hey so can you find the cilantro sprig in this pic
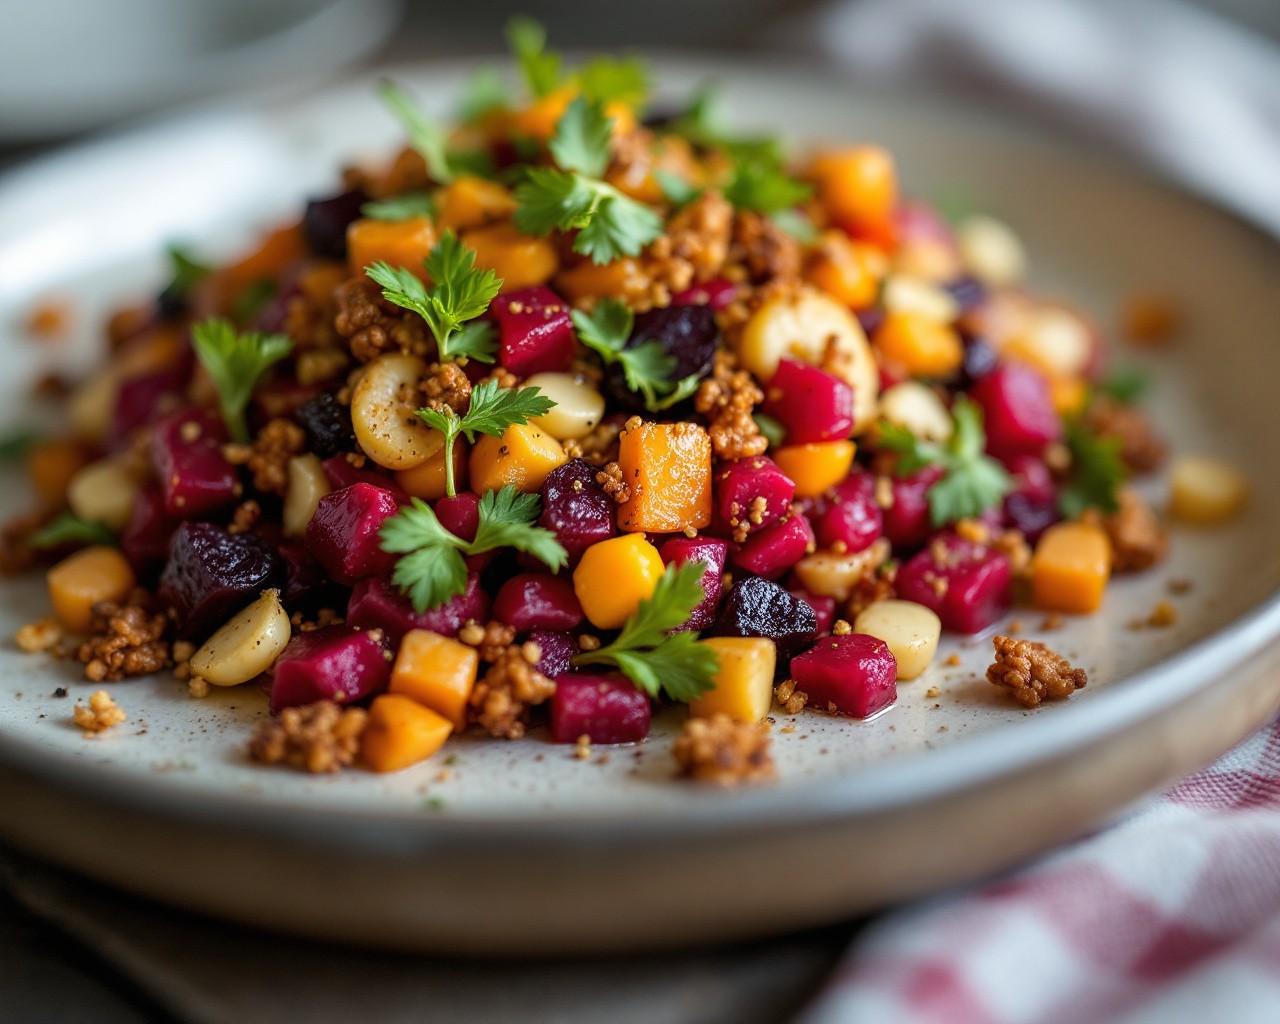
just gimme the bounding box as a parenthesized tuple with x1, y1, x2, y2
(879, 398, 1012, 526)
(570, 298, 701, 412)
(513, 97, 663, 264)
(190, 318, 292, 443)
(379, 486, 566, 612)
(365, 231, 503, 364)
(30, 512, 116, 550)
(572, 562, 720, 702)
(416, 379, 556, 497)
(1058, 419, 1128, 518)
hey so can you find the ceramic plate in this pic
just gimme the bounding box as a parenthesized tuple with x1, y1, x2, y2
(1, 56, 1278, 954)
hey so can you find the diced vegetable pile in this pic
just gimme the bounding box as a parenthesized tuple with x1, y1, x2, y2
(15, 20, 1250, 782)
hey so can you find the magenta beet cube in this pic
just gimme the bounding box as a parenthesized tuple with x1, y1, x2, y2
(896, 533, 1013, 634)
(434, 491, 493, 572)
(306, 483, 400, 586)
(761, 359, 854, 444)
(493, 573, 584, 632)
(670, 277, 739, 311)
(814, 473, 883, 553)
(269, 626, 391, 713)
(791, 634, 897, 718)
(550, 673, 651, 744)
(319, 454, 406, 498)
(539, 459, 615, 563)
(658, 536, 727, 630)
(346, 573, 490, 646)
(882, 466, 944, 551)
(970, 363, 1062, 459)
(731, 512, 814, 580)
(111, 365, 187, 448)
(1001, 454, 1061, 542)
(788, 588, 837, 636)
(119, 487, 179, 582)
(157, 522, 283, 639)
(713, 455, 795, 539)
(150, 409, 238, 518)
(492, 286, 575, 377)
(527, 629, 577, 679)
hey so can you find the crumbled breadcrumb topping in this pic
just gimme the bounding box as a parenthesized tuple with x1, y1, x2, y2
(248, 700, 368, 773)
(74, 690, 126, 733)
(986, 635, 1087, 708)
(673, 713, 776, 786)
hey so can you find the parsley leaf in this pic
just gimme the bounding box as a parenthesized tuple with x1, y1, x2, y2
(573, 562, 720, 702)
(752, 412, 787, 448)
(576, 55, 650, 108)
(1096, 367, 1149, 405)
(570, 298, 699, 411)
(654, 169, 701, 207)
(1058, 419, 1128, 518)
(0, 427, 41, 461)
(232, 279, 276, 323)
(416, 380, 556, 497)
(30, 512, 116, 550)
(878, 398, 1012, 526)
(507, 16, 562, 98)
(379, 485, 566, 612)
(360, 191, 436, 222)
(458, 66, 511, 124)
(724, 155, 812, 214)
(190, 318, 292, 443)
(365, 231, 502, 364)
(163, 244, 211, 299)
(378, 79, 453, 184)
(513, 97, 663, 264)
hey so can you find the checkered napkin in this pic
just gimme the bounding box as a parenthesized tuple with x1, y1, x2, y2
(799, 718, 1280, 1024)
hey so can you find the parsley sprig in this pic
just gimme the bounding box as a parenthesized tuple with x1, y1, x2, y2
(360, 191, 435, 222)
(507, 17, 563, 99)
(1058, 419, 1128, 518)
(190, 318, 292, 443)
(572, 562, 720, 702)
(378, 79, 454, 184)
(365, 231, 502, 364)
(416, 380, 556, 497)
(506, 17, 650, 107)
(29, 512, 116, 551)
(879, 398, 1012, 526)
(513, 97, 663, 264)
(379, 486, 567, 612)
(570, 298, 701, 412)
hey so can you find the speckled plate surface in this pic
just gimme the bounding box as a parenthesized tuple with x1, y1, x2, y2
(1, 56, 1278, 954)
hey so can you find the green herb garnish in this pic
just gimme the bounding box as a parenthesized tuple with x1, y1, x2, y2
(29, 513, 115, 550)
(752, 412, 787, 448)
(1096, 367, 1149, 405)
(365, 231, 503, 365)
(231, 279, 276, 323)
(164, 244, 211, 298)
(380, 485, 566, 612)
(0, 428, 41, 461)
(378, 79, 454, 184)
(513, 96, 663, 264)
(1058, 419, 1128, 518)
(570, 298, 701, 412)
(360, 192, 436, 222)
(190, 318, 292, 443)
(415, 380, 556, 498)
(879, 398, 1013, 526)
(572, 562, 720, 702)
(507, 16, 563, 98)
(458, 66, 511, 124)
(506, 18, 649, 108)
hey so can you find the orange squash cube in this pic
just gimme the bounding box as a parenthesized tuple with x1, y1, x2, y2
(615, 421, 712, 534)
(346, 217, 436, 278)
(805, 232, 886, 309)
(460, 222, 558, 292)
(1031, 522, 1112, 614)
(469, 424, 566, 494)
(873, 311, 964, 378)
(810, 146, 898, 228)
(27, 439, 92, 507)
(389, 630, 479, 729)
(689, 637, 777, 723)
(203, 223, 307, 314)
(396, 440, 468, 501)
(554, 258, 648, 306)
(773, 441, 856, 498)
(47, 546, 136, 633)
(572, 534, 666, 630)
(360, 694, 453, 773)
(437, 176, 518, 232)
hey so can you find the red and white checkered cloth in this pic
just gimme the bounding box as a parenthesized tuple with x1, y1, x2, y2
(801, 718, 1280, 1024)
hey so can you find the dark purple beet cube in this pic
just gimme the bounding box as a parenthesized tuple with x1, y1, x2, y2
(730, 513, 814, 580)
(346, 573, 490, 646)
(658, 536, 727, 631)
(539, 459, 615, 563)
(305, 483, 400, 586)
(493, 573, 583, 632)
(492, 286, 575, 377)
(158, 522, 283, 640)
(813, 473, 883, 553)
(970, 363, 1063, 459)
(791, 634, 897, 718)
(896, 533, 1013, 634)
(119, 487, 179, 582)
(269, 625, 391, 713)
(111, 365, 187, 449)
(275, 536, 342, 611)
(1001, 454, 1060, 542)
(295, 392, 356, 459)
(550, 673, 651, 744)
(150, 409, 238, 518)
(302, 188, 367, 260)
(712, 575, 817, 663)
(713, 455, 795, 538)
(788, 588, 836, 636)
(761, 359, 854, 444)
(605, 304, 719, 411)
(527, 629, 577, 679)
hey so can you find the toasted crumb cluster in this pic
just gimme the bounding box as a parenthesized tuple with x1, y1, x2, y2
(596, 461, 631, 504)
(1087, 488, 1167, 574)
(421, 360, 473, 413)
(644, 191, 734, 299)
(728, 210, 802, 284)
(223, 418, 307, 496)
(15, 618, 64, 654)
(334, 275, 430, 362)
(562, 418, 623, 465)
(227, 499, 262, 535)
(986, 635, 1087, 708)
(73, 690, 126, 733)
(248, 700, 368, 773)
(1084, 398, 1168, 474)
(695, 351, 767, 461)
(673, 714, 776, 786)
(458, 619, 517, 662)
(467, 639, 556, 740)
(78, 597, 170, 682)
(774, 678, 809, 715)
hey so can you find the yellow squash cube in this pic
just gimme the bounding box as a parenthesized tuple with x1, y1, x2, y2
(572, 534, 665, 630)
(689, 637, 777, 723)
(389, 630, 480, 729)
(1031, 522, 1112, 614)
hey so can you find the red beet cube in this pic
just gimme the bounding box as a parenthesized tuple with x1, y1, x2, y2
(492, 286, 575, 377)
(319, 454, 406, 498)
(970, 363, 1063, 459)
(882, 466, 944, 552)
(713, 455, 795, 539)
(119, 487, 179, 582)
(150, 409, 238, 518)
(157, 522, 283, 640)
(761, 359, 855, 444)
(896, 533, 1013, 634)
(788, 588, 837, 636)
(813, 473, 883, 553)
(550, 673, 651, 744)
(670, 277, 739, 311)
(306, 483, 400, 586)
(658, 536, 727, 631)
(539, 459, 615, 563)
(269, 626, 392, 713)
(791, 633, 897, 718)
(346, 573, 490, 646)
(1001, 454, 1061, 542)
(493, 573, 584, 632)
(111, 365, 187, 448)
(730, 512, 814, 580)
(527, 629, 577, 678)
